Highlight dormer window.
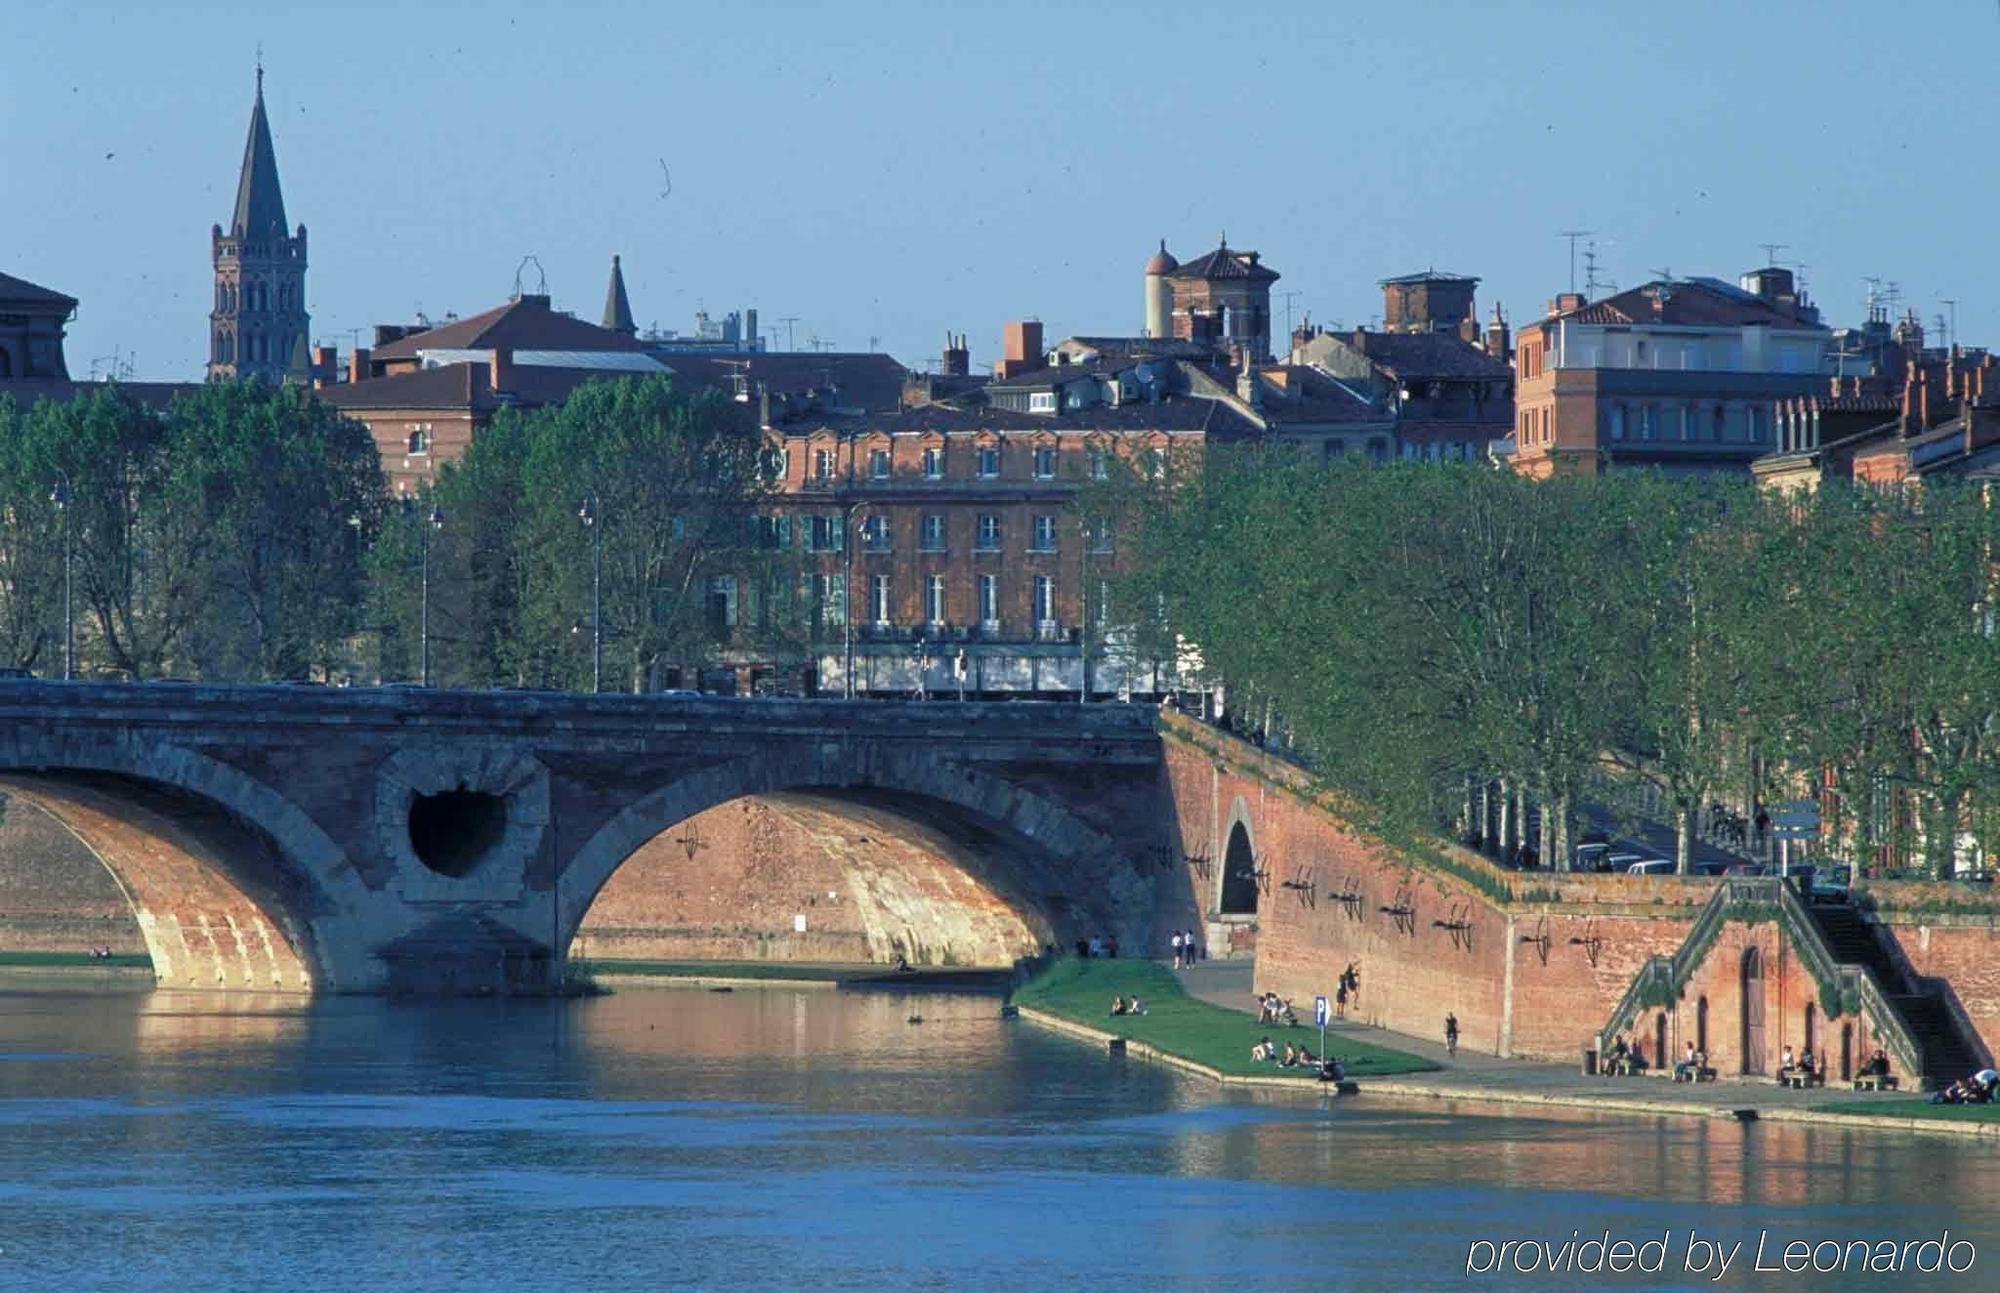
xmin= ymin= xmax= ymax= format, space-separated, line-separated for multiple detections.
xmin=407 ymin=426 xmax=430 ymax=455
xmin=868 ymin=448 xmax=891 ymax=479
xmin=1033 ymin=446 xmax=1058 ymax=479
xmin=921 ymin=446 xmax=944 ymax=479
xmin=1029 ymin=392 xmax=1056 ymax=413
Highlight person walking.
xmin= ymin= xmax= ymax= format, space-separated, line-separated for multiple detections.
xmin=1444 ymin=1012 xmax=1460 ymax=1059
xmin=1170 ymin=929 xmax=1184 ymax=970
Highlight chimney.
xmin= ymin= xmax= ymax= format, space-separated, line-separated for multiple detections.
xmin=1236 ymin=352 xmax=1263 ymax=409
xmin=1553 ymin=292 xmax=1587 ymax=314
xmin=996 ymin=320 xmax=1044 ymax=378
xmin=490 ymin=346 xmax=513 ymax=394
xmin=348 ymin=347 xmax=371 ymax=384
xmin=942 ymin=331 xmax=970 ymax=377
xmin=312 ymin=344 xmax=337 ymax=389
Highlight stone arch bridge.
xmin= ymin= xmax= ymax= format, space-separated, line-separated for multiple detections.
xmin=0 ymin=683 xmax=1178 ymax=994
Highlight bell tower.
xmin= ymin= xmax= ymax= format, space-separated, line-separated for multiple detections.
xmin=209 ymin=65 xmax=309 ymax=383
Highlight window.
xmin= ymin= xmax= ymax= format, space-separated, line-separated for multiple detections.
xmin=1087 ymin=445 xmax=1108 ymax=480
xmin=1031 ymin=515 xmax=1056 ymax=552
xmin=1142 ymin=447 xmax=1164 ymax=480
xmin=1033 ymin=575 xmax=1056 ymax=628
xmin=808 ymin=514 xmax=844 ymax=552
xmin=924 ymin=574 xmax=946 ymax=625
xmin=819 ymin=573 xmax=846 ymax=627
xmin=920 ymin=514 xmax=946 ymax=552
xmin=406 ymin=425 xmax=430 ymax=455
xmin=1092 ymin=579 xmax=1109 ymax=628
xmin=707 ymin=575 xmax=738 ymax=630
xmin=922 ymin=446 xmax=944 ymax=479
xmin=1088 ymin=517 xmax=1112 ymax=554
xmin=975 ymin=514 xmax=1001 ymax=552
xmin=868 ymin=448 xmax=891 ymax=479
xmin=978 ymin=574 xmax=999 ymax=627
xmin=1029 ymin=392 xmax=1056 ymax=413
xmin=870 ymin=574 xmax=892 ymax=625
xmin=812 ymin=447 xmax=836 ymax=482
xmin=1033 ymin=445 xmax=1058 ymax=478
xmin=862 ymin=515 xmax=890 ymax=552
xmin=977 ymin=445 xmax=1001 ymax=478
xmin=1608 ymin=405 xmax=1625 ymax=441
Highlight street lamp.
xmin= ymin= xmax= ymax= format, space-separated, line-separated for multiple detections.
xmin=578 ymin=494 xmax=602 ymax=693
xmin=912 ymin=636 xmax=933 ymax=702
xmin=411 ymin=499 xmax=444 ymax=686
xmin=840 ymin=499 xmax=867 ymax=699
xmin=48 ymin=471 xmax=73 ymax=681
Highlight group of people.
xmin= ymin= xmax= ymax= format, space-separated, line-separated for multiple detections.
xmin=1337 ymin=963 xmax=1360 ymax=1016
xmin=1604 ymin=1034 xmax=1648 ymax=1074
xmin=1778 ymin=1044 xmax=1822 ymax=1084
xmin=1250 ymin=1036 xmax=1349 ymax=1081
xmin=1076 ymin=935 xmax=1120 ymax=959
xmin=1674 ymin=1043 xmax=1708 ymax=1081
xmin=1929 ymin=1066 xmax=1998 ymax=1105
xmin=1107 ymin=995 xmax=1147 ymax=1017
xmin=1168 ymin=930 xmax=1202 ymax=969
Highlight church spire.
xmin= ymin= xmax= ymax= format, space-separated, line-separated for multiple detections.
xmin=602 ymin=254 xmax=636 ymax=337
xmin=231 ymin=67 xmax=289 ymax=241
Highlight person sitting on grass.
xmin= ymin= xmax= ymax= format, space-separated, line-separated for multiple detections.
xmin=1250 ymin=1037 xmax=1275 ymax=1063
xmin=1126 ymin=996 xmax=1146 ymax=1016
xmin=1321 ymin=1055 xmax=1347 ymax=1083
xmin=1297 ymin=1044 xmax=1317 ymax=1067
xmin=1110 ymin=996 xmax=1127 ymax=1017
xmin=1280 ymin=1042 xmax=1298 ymax=1067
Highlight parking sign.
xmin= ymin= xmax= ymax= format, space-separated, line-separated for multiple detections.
xmin=1314 ymin=995 xmax=1329 ymax=1028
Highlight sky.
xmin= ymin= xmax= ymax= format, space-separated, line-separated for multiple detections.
xmin=4 ymin=0 xmax=1995 ymax=381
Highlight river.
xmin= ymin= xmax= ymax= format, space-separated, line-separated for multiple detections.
xmin=0 ymin=979 xmax=1993 ymax=1290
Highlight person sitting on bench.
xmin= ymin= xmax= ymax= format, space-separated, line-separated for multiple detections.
xmin=1674 ymin=1043 xmax=1699 ymax=1081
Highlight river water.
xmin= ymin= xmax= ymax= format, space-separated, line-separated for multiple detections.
xmin=0 ymin=980 xmax=1994 ymax=1291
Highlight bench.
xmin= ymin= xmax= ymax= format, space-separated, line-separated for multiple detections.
xmin=1673 ymin=1066 xmax=1717 ymax=1084
xmin=1780 ymin=1070 xmax=1825 ymax=1090
xmin=1852 ymin=1074 xmax=1899 ymax=1092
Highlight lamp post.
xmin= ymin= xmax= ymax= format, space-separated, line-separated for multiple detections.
xmin=841 ymin=499 xmax=866 ymax=699
xmin=912 ymin=636 xmax=933 ymax=702
xmin=1078 ymin=514 xmax=1094 ymax=704
xmin=48 ymin=471 xmax=73 ymax=681
xmin=415 ymin=500 xmax=444 ymax=687
xmin=578 ymin=494 xmax=602 ymax=693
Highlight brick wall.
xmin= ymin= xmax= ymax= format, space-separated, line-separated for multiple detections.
xmin=571 ymin=794 xmax=1037 ymax=967
xmin=0 ymin=792 xmax=146 ymax=954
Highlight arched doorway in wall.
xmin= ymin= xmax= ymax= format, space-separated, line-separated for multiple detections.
xmin=1804 ymin=1002 xmax=1817 ymax=1060
xmin=1840 ymin=1022 xmax=1854 ymax=1081
xmin=1696 ymin=996 xmax=1709 ymax=1058
xmin=1219 ymin=820 xmax=1259 ymax=915
xmin=1654 ymin=1012 xmax=1668 ymax=1071
xmin=1741 ymin=946 xmax=1767 ymax=1074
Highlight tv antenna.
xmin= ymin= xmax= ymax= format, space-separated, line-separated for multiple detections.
xmin=1560 ymin=233 xmax=1592 ymax=296
xmin=1758 ymin=242 xmax=1789 ymax=267
xmin=1582 ymin=241 xmax=1614 ymax=298
xmin=1647 ymin=265 xmax=1675 ymax=284
xmin=1277 ymin=289 xmax=1304 ymax=340
xmin=511 ymin=254 xmax=548 ymax=300
xmin=776 ymin=316 xmax=800 ymax=352
xmin=1942 ymin=298 xmax=1960 ymax=349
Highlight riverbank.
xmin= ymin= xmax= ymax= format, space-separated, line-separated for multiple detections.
xmin=573 ymin=959 xmax=1014 ymax=992
xmin=0 ymin=951 xmax=151 ymax=969
xmin=1012 ymin=957 xmax=1435 ymax=1079
xmin=1016 ymin=957 xmax=2000 ymax=1139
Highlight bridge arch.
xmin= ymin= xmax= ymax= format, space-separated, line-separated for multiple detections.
xmin=0 ymin=730 xmax=371 ymax=992
xmin=560 ymin=745 xmax=1154 ymax=962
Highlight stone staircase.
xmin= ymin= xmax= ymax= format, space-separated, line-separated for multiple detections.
xmin=1805 ymin=904 xmax=1979 ymax=1084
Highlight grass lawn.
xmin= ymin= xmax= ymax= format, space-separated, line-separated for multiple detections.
xmin=1812 ymin=1098 xmax=2000 ymax=1123
xmin=1013 ymin=956 xmax=1436 ymax=1079
xmin=0 ymin=950 xmax=152 ymax=969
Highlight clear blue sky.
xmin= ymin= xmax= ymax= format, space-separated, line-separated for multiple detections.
xmin=4 ymin=0 xmax=1992 ymax=380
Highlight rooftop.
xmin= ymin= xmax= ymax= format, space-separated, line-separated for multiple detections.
xmin=1553 ymin=278 xmax=1825 ymax=331
xmin=369 ymin=294 xmax=645 ymax=362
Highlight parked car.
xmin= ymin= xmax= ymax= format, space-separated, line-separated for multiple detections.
xmin=1606 ymin=852 xmax=1645 ymax=872
xmin=1573 ymin=843 xmax=1611 ymax=872
xmin=1626 ymin=858 xmax=1677 ymax=876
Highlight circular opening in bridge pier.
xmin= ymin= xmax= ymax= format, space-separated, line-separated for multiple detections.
xmin=408 ymin=787 xmax=509 ymax=878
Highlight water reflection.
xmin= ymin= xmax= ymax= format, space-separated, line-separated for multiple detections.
xmin=0 ymin=980 xmax=1993 ymax=1291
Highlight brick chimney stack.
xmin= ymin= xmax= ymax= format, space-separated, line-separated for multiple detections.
xmin=941 ymin=332 xmax=969 ymax=377
xmin=490 ymin=347 xmax=513 ymax=394
xmin=348 ymin=347 xmax=371 ymax=385
xmin=311 ymin=344 xmax=337 ymax=390
xmin=994 ymin=320 xmax=1044 ymax=379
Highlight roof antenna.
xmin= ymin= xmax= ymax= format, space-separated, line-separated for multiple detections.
xmin=255 ymin=44 xmax=264 ymax=95
xmin=511 ymin=254 xmax=547 ymax=301
xmin=1758 ymin=242 xmax=1788 ymax=268
xmin=1559 ymin=230 xmax=1593 ymax=293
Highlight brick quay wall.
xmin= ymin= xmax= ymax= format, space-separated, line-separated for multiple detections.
xmin=1158 ymin=712 xmax=2000 ymax=1070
